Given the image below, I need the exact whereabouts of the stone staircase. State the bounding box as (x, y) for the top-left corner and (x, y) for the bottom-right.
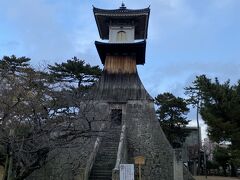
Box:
(89, 126), (121, 180)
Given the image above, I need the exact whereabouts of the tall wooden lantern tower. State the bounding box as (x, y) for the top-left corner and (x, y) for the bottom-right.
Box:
(88, 3), (183, 180)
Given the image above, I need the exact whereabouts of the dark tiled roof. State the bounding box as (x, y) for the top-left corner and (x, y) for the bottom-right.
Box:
(93, 6), (150, 15)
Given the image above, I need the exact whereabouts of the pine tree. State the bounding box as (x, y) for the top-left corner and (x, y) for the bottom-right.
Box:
(155, 92), (190, 148)
(186, 75), (240, 176)
(48, 57), (102, 89)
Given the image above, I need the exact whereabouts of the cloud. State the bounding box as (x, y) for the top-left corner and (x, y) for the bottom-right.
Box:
(1, 0), (238, 63)
(0, 0), (79, 64)
(139, 59), (240, 98)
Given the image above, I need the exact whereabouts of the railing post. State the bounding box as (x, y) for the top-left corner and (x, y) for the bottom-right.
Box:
(74, 168), (85, 180)
(112, 169), (120, 180)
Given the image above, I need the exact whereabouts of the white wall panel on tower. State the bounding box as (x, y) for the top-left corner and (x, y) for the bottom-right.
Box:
(109, 26), (135, 43)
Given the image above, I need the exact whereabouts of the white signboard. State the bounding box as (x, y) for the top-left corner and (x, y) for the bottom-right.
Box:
(120, 164), (134, 180)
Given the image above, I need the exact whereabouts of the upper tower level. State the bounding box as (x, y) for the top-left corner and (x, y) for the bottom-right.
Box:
(93, 3), (150, 43)
(93, 4), (150, 66)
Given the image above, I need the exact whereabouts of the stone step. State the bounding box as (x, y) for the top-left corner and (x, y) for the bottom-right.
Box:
(95, 156), (117, 160)
(89, 125), (121, 180)
(95, 156), (116, 160)
(96, 152), (117, 155)
(102, 138), (120, 142)
(97, 149), (118, 153)
(94, 160), (116, 164)
(101, 140), (119, 143)
(89, 177), (112, 180)
(98, 148), (117, 150)
(89, 172), (112, 176)
(91, 167), (113, 171)
(93, 163), (115, 166)
(98, 149), (118, 153)
(100, 144), (119, 147)
(95, 154), (117, 158)
(99, 143), (119, 146)
(95, 153), (116, 157)
(90, 170), (112, 174)
(99, 145), (118, 147)
(89, 175), (112, 179)
(96, 155), (116, 158)
(101, 139), (119, 142)
(92, 167), (114, 171)
(93, 158), (117, 165)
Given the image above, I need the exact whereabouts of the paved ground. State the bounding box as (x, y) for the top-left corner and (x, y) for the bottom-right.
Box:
(194, 176), (240, 180)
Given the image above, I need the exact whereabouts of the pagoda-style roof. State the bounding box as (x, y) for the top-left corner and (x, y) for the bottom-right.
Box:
(93, 4), (150, 40)
(95, 41), (146, 65)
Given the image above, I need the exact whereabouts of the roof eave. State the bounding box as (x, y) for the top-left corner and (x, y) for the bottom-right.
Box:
(93, 6), (106, 39)
(144, 8), (150, 39)
(93, 6), (150, 14)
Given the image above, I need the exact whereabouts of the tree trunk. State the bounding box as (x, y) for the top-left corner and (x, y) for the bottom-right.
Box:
(223, 165), (227, 176)
(7, 155), (13, 180)
(230, 162), (236, 177)
(196, 105), (201, 175)
(3, 155), (9, 180)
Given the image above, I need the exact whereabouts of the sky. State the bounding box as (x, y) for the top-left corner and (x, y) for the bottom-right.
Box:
(1, 0), (240, 140)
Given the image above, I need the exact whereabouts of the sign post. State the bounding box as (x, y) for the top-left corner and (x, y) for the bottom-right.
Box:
(134, 156), (145, 180)
(120, 164), (134, 180)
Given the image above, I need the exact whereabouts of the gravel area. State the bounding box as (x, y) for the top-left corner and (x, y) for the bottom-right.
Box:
(194, 176), (240, 180)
